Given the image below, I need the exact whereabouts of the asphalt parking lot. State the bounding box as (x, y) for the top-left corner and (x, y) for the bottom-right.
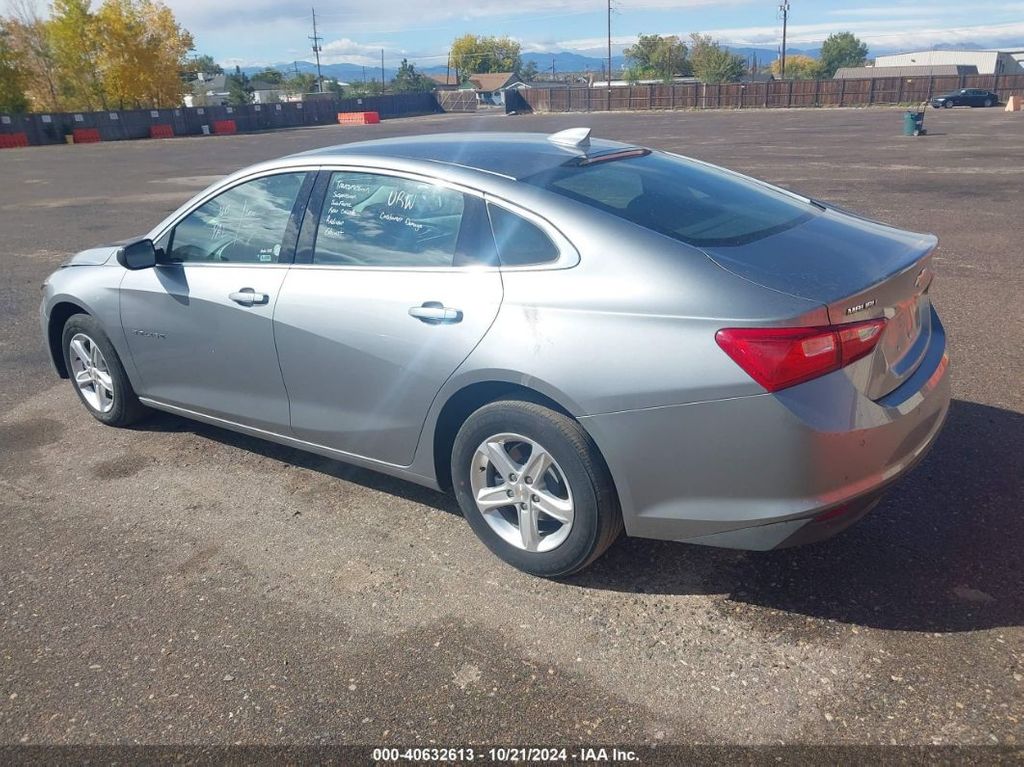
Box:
(1, 106), (1022, 750)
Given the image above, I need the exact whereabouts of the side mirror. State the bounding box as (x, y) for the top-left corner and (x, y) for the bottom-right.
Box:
(117, 239), (157, 270)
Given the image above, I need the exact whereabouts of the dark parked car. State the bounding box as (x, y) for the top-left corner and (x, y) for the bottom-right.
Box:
(931, 89), (999, 108)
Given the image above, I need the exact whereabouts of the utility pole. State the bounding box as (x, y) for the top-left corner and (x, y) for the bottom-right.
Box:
(309, 7), (324, 93)
(380, 49), (386, 93)
(778, 1), (790, 79)
(551, 57), (556, 80)
(606, 0), (612, 108)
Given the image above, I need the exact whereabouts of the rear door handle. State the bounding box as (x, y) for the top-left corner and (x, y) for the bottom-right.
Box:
(408, 301), (463, 324)
(229, 288), (269, 307)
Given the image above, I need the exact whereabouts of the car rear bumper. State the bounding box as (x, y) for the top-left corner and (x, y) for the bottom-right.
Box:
(580, 309), (951, 550)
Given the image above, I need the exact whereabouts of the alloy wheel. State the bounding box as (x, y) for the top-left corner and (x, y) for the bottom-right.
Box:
(69, 333), (115, 413)
(470, 433), (575, 553)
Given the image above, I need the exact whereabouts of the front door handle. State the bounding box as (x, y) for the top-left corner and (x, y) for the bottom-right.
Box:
(229, 288), (269, 307)
(409, 301), (463, 324)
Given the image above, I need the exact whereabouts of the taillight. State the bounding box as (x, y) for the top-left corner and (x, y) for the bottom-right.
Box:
(715, 318), (886, 392)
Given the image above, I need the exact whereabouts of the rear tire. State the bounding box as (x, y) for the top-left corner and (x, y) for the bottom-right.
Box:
(62, 314), (148, 427)
(451, 399), (622, 577)
(983, 98), (993, 108)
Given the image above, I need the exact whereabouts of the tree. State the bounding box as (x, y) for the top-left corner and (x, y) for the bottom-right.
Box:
(818, 32), (868, 78)
(95, 0), (193, 109)
(226, 65), (253, 105)
(49, 0), (105, 110)
(251, 67), (284, 85)
(518, 60), (539, 82)
(624, 34), (689, 83)
(5, 3), (60, 111)
(325, 78), (344, 98)
(284, 71), (316, 96)
(689, 33), (745, 83)
(390, 58), (434, 93)
(450, 34), (521, 77)
(0, 21), (30, 113)
(186, 54), (222, 76)
(770, 54), (821, 80)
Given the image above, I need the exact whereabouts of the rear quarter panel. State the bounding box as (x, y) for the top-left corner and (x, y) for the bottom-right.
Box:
(408, 206), (827, 479)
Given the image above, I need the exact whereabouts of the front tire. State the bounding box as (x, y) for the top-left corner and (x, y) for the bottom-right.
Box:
(62, 314), (148, 427)
(943, 100), (954, 109)
(452, 399), (622, 577)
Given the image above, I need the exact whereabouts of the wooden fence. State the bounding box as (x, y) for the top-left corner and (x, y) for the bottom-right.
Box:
(512, 73), (1024, 113)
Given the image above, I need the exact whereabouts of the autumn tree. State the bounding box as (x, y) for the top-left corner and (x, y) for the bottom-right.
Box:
(0, 20), (30, 113)
(49, 0), (105, 110)
(818, 32), (868, 78)
(95, 0), (194, 109)
(624, 34), (690, 83)
(770, 54), (821, 80)
(450, 34), (521, 77)
(5, 2), (60, 110)
(689, 33), (745, 83)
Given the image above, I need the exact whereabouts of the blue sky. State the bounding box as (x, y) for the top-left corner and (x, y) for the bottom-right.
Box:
(155, 1), (1024, 68)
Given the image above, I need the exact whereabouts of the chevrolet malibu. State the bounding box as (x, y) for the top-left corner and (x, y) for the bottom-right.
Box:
(40, 129), (950, 577)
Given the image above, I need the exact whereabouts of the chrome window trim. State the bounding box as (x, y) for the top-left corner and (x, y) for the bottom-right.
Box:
(146, 162), (581, 274)
(147, 165), (321, 244)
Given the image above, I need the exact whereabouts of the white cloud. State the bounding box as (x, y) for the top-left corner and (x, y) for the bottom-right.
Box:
(698, 19), (1024, 49)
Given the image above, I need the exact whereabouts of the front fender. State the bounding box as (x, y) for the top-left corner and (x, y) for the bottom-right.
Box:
(41, 266), (139, 388)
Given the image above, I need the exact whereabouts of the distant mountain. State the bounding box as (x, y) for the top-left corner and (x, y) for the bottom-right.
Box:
(520, 51), (626, 74)
(241, 61), (397, 83)
(726, 45), (817, 62)
(239, 41), (1007, 84)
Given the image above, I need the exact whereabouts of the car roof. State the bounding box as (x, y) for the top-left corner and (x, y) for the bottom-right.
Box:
(289, 131), (638, 181)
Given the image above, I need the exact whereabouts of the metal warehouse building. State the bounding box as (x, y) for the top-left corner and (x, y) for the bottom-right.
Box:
(874, 49), (1024, 75)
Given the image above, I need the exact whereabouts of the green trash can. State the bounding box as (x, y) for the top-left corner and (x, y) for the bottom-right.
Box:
(904, 110), (926, 136)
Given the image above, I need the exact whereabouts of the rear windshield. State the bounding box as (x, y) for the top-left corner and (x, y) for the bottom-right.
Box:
(523, 151), (816, 247)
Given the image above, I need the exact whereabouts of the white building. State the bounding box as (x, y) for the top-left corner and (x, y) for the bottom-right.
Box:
(874, 50), (1023, 76)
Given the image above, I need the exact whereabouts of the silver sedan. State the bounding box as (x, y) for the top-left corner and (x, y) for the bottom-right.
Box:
(40, 129), (950, 576)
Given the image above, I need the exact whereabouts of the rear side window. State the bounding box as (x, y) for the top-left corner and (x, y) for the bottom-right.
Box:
(488, 204), (559, 266)
(524, 152), (816, 248)
(313, 172), (465, 267)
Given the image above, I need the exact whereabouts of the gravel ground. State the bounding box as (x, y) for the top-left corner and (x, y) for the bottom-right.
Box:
(0, 107), (1021, 752)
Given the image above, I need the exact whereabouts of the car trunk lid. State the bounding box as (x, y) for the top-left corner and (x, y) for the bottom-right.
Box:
(701, 208), (937, 400)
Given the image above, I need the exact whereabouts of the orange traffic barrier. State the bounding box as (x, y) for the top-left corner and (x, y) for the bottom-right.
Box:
(1005, 95), (1021, 112)
(0, 132), (29, 149)
(337, 111), (381, 125)
(213, 119), (237, 135)
(72, 128), (102, 143)
(150, 124), (174, 138)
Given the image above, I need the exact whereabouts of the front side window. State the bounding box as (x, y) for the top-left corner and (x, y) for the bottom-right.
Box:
(313, 172), (466, 267)
(166, 172), (307, 264)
